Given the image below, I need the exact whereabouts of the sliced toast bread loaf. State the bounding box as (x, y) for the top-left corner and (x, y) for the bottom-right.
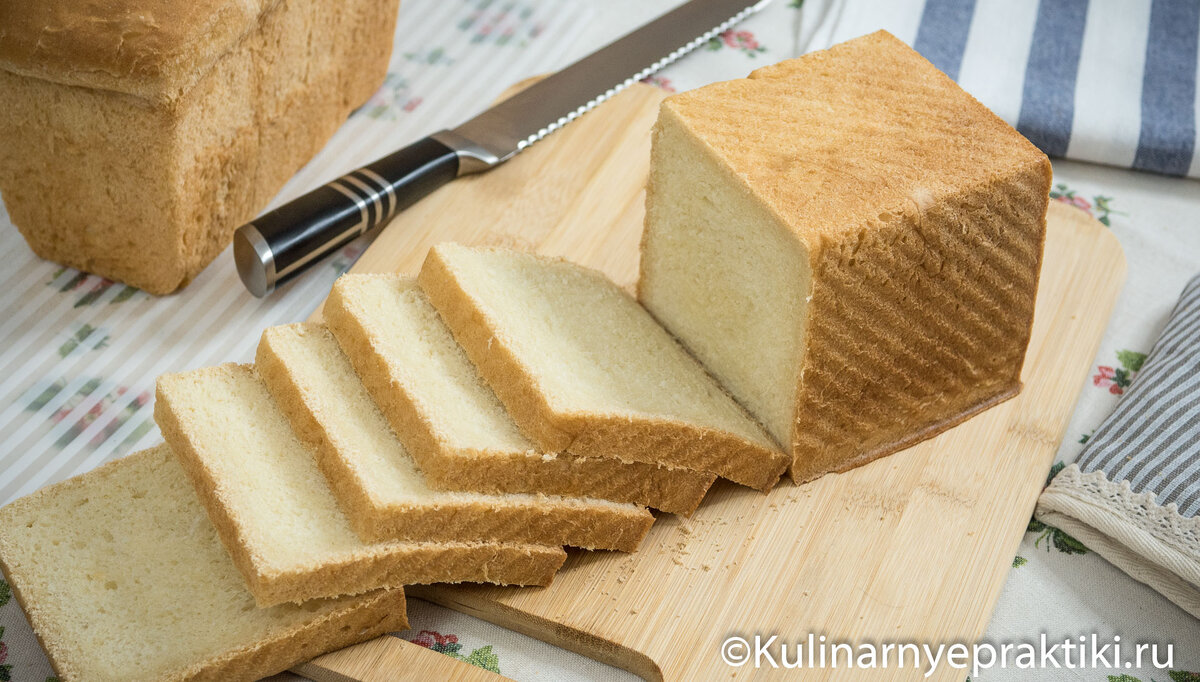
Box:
(638, 31), (1050, 482)
(155, 363), (566, 606)
(256, 322), (653, 550)
(323, 274), (715, 514)
(0, 445), (408, 682)
(417, 243), (789, 491)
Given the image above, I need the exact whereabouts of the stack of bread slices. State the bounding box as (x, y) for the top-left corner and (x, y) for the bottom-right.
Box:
(0, 243), (793, 681)
(0, 32), (1049, 681)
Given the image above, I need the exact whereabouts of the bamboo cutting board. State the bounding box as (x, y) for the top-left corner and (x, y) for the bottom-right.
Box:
(301, 82), (1126, 681)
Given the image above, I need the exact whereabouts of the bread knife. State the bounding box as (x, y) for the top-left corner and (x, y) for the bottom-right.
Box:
(233, 0), (771, 297)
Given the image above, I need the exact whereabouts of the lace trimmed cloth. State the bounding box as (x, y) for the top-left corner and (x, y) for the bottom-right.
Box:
(1038, 274), (1200, 618)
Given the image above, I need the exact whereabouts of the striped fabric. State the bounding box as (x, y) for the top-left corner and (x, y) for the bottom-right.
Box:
(799, 0), (1200, 178)
(1074, 274), (1200, 517)
(1037, 274), (1200, 618)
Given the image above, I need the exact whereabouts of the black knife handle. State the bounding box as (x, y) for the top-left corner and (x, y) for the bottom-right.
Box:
(234, 136), (460, 297)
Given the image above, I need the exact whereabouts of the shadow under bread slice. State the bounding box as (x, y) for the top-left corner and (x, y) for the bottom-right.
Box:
(0, 445), (407, 682)
(256, 322), (653, 550)
(417, 243), (789, 491)
(154, 363), (566, 607)
(323, 273), (715, 515)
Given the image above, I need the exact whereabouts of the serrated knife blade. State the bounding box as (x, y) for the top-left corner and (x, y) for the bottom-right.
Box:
(441, 0), (772, 171)
(233, 0), (771, 297)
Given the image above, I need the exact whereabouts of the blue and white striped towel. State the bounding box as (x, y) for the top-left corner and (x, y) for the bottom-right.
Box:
(1038, 274), (1200, 620)
(796, 0), (1200, 178)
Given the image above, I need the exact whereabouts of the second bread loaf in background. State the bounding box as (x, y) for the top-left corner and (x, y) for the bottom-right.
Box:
(0, 0), (400, 293)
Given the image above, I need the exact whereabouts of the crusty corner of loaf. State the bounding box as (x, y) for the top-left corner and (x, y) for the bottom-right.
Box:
(788, 382), (1022, 485)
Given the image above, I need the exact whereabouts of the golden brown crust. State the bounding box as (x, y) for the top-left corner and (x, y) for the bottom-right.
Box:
(0, 449), (410, 682)
(786, 157), (1049, 482)
(168, 588), (407, 682)
(790, 385), (1021, 484)
(563, 415), (786, 492)
(0, 0), (398, 293)
(418, 248), (788, 491)
(325, 277), (716, 514)
(662, 31), (1049, 247)
(420, 449), (715, 517)
(250, 541), (566, 608)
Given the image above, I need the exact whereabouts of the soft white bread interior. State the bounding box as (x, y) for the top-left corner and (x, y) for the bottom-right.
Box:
(0, 445), (408, 682)
(324, 274), (716, 514)
(256, 321), (654, 550)
(154, 363), (566, 606)
(418, 243), (788, 491)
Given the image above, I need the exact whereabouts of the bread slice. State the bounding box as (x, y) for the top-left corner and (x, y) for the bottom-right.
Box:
(417, 243), (789, 491)
(256, 321), (654, 550)
(0, 445), (408, 682)
(154, 363), (566, 606)
(638, 31), (1051, 483)
(323, 274), (716, 514)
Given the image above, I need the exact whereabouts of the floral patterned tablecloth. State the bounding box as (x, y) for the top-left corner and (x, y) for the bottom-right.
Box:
(2, 1), (1199, 680)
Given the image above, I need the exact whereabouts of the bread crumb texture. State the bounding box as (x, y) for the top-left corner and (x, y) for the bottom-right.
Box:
(256, 321), (654, 551)
(0, 446), (408, 682)
(155, 363), (566, 606)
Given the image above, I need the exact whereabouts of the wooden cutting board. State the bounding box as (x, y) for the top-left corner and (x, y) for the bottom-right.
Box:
(300, 82), (1126, 681)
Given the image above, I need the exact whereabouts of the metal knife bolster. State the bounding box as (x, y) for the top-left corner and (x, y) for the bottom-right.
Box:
(430, 129), (505, 175)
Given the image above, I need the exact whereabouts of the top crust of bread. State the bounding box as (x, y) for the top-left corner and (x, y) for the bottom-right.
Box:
(0, 0), (283, 100)
(659, 30), (1051, 247)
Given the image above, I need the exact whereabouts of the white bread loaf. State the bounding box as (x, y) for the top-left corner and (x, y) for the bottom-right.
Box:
(639, 31), (1051, 482)
(0, 0), (399, 293)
